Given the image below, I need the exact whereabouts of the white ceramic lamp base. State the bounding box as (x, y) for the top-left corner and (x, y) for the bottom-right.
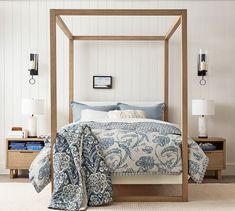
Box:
(28, 115), (37, 138)
(198, 115), (207, 138)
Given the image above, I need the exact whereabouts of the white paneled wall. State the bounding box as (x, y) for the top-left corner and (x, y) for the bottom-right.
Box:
(0, 0), (235, 174)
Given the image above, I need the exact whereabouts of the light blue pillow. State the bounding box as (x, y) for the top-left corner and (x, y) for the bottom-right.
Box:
(117, 103), (165, 120)
(71, 101), (117, 122)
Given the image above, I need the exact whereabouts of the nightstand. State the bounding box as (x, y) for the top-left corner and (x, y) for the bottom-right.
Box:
(6, 138), (44, 178)
(193, 137), (226, 179)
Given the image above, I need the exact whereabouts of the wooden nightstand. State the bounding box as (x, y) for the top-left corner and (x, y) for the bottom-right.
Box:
(193, 137), (226, 179)
(6, 138), (44, 178)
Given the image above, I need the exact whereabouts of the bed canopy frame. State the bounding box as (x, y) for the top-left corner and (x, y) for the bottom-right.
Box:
(50, 9), (188, 202)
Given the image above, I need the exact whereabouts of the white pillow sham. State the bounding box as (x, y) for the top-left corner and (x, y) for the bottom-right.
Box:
(80, 109), (146, 121)
(80, 109), (109, 121)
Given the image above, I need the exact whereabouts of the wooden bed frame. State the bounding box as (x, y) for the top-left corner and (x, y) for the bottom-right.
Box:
(50, 9), (188, 202)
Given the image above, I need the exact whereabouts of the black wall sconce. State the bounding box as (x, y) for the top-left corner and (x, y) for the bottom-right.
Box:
(198, 49), (208, 86)
(28, 53), (39, 85)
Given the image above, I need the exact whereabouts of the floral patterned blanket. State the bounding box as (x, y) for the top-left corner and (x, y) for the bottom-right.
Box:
(29, 120), (209, 210)
(83, 121), (208, 182)
(30, 124), (112, 211)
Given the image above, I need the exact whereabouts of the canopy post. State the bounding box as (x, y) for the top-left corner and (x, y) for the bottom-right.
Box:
(164, 40), (169, 122)
(181, 10), (188, 202)
(50, 9), (57, 193)
(69, 39), (74, 123)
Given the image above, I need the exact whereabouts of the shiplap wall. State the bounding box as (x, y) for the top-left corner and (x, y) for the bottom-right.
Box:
(0, 0), (235, 174)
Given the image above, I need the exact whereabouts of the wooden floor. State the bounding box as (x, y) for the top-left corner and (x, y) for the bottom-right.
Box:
(0, 174), (234, 184)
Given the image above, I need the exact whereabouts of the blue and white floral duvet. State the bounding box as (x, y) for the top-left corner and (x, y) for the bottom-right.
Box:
(29, 119), (208, 210)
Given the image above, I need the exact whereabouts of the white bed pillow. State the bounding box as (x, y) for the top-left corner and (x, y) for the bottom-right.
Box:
(108, 110), (146, 119)
(80, 109), (109, 121)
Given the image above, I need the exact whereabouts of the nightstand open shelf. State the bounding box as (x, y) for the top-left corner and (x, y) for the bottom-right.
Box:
(193, 137), (226, 179)
(6, 138), (44, 179)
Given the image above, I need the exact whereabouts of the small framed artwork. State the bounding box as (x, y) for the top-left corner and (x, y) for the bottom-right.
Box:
(93, 76), (112, 89)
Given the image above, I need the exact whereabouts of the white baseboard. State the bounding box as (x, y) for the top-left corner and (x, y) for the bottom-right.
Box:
(0, 162), (8, 175)
(223, 163), (235, 175)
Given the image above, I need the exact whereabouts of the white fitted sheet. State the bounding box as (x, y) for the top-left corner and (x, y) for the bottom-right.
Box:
(112, 174), (185, 185)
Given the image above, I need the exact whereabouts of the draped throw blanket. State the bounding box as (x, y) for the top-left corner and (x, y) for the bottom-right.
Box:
(30, 125), (112, 210)
(29, 120), (209, 210)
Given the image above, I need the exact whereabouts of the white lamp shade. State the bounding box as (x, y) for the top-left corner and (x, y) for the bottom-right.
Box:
(21, 98), (44, 115)
(192, 99), (215, 116)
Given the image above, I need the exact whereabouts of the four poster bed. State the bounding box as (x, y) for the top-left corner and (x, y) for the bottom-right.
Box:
(29, 9), (209, 210)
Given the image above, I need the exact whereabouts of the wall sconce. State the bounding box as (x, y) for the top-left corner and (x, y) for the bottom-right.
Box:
(28, 53), (39, 85)
(198, 49), (208, 86)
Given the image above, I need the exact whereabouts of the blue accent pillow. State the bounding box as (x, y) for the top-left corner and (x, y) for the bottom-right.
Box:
(71, 101), (117, 122)
(117, 103), (165, 120)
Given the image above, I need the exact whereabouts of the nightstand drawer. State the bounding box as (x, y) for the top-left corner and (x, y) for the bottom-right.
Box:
(206, 151), (225, 170)
(7, 151), (39, 169)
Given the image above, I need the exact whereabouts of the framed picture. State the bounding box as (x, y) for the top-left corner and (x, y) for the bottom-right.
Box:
(93, 76), (112, 89)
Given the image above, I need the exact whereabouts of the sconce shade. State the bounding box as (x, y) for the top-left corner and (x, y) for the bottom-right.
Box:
(192, 99), (215, 116)
(21, 99), (44, 115)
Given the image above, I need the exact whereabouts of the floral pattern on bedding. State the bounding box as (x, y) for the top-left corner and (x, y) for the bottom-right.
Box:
(29, 121), (208, 210)
(83, 121), (208, 182)
(93, 128), (208, 182)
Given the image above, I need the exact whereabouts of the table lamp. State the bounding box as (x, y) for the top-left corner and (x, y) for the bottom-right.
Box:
(192, 99), (215, 138)
(21, 98), (44, 138)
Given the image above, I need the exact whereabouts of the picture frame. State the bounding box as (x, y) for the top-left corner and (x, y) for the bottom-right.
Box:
(93, 76), (112, 89)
